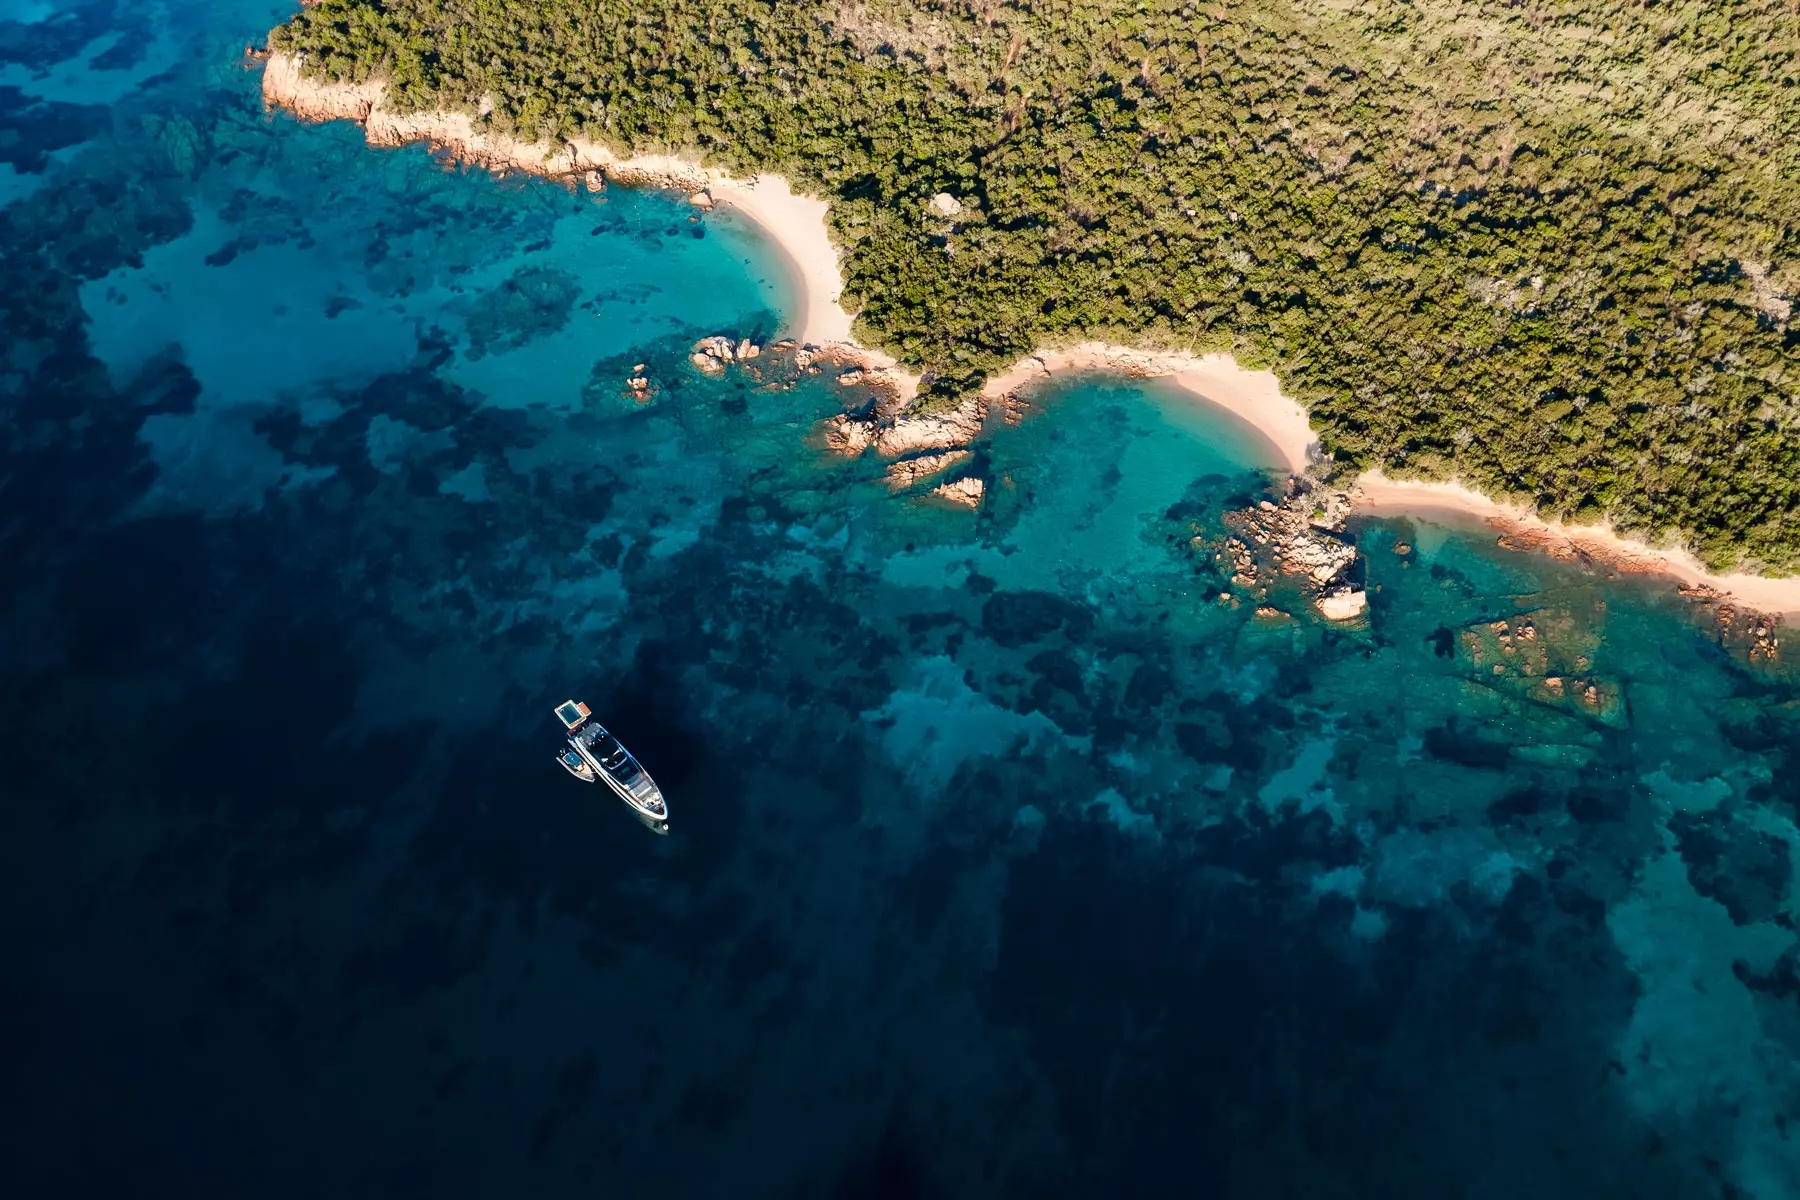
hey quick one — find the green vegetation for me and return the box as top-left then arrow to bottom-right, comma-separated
272,0 -> 1800,569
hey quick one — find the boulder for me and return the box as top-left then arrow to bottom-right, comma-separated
933,476 -> 985,508
1316,588 -> 1369,621
884,450 -> 973,492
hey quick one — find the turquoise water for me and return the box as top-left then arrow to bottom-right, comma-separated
4,4 -> 1799,1198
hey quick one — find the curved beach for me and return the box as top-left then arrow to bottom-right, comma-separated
261,52 -> 1800,621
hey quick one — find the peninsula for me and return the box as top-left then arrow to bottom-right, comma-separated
263,0 -> 1800,615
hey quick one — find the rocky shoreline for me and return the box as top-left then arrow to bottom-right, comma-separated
619,329 -> 1794,658
261,51 -> 712,191
811,368 -> 1372,619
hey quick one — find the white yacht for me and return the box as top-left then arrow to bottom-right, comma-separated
555,700 -> 670,834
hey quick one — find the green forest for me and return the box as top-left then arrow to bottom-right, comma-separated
272,0 -> 1800,570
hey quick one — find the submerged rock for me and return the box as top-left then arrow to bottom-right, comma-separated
884,450 -> 973,492
462,266 -> 581,358
1680,585 -> 1785,671
932,476 -> 984,508
1454,607 -> 1625,726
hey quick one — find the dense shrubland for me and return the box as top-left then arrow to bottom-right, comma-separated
273,0 -> 1800,569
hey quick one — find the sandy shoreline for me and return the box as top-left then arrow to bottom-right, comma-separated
261,52 -> 1800,621
705,176 -> 869,353
981,345 -> 1316,476
260,52 -> 864,351
1352,474 -> 1800,620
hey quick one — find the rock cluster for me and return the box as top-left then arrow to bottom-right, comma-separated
689,334 -> 762,375
822,396 -> 986,458
1217,488 -> 1366,621
1680,586 -> 1784,669
1454,609 -> 1625,726
623,363 -> 653,404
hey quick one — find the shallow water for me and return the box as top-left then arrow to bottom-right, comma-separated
4,4 -> 1800,1198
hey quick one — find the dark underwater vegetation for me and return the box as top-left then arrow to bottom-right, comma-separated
3,4 -> 1800,1198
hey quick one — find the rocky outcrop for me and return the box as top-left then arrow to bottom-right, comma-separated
883,450 -> 973,492
819,388 -> 988,509
932,477 -> 985,508
928,192 -> 963,218
1315,589 -> 1369,621
1216,488 -> 1367,622
262,52 -> 711,190
689,334 -> 763,375
822,396 -> 986,458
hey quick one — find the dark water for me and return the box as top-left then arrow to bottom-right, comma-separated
4,3 -> 1800,1197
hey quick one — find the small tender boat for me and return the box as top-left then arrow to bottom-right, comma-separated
554,700 -> 669,834
557,746 -> 596,782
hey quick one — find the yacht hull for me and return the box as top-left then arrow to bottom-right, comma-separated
596,766 -> 670,834
555,700 -> 670,833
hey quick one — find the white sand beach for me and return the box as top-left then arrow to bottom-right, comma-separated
262,52 -> 1800,620
1352,474 -> 1800,620
706,176 -> 862,350
262,52 -> 864,354
982,345 -> 1316,476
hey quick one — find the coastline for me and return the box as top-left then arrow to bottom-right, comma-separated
981,344 -> 1316,476
1351,474 -> 1800,621
704,175 -> 874,355
261,51 -> 872,355
261,53 -> 1800,623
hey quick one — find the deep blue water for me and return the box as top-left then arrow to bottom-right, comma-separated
5,3 -> 1800,1197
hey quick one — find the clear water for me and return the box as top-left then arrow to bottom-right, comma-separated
4,4 -> 1798,1198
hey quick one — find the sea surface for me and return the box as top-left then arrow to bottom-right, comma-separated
4,3 -> 1800,1197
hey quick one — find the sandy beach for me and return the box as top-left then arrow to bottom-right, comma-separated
982,345 -> 1316,476
705,176 -> 862,351
1352,474 -> 1800,620
262,52 -> 865,353
262,52 -> 1800,620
